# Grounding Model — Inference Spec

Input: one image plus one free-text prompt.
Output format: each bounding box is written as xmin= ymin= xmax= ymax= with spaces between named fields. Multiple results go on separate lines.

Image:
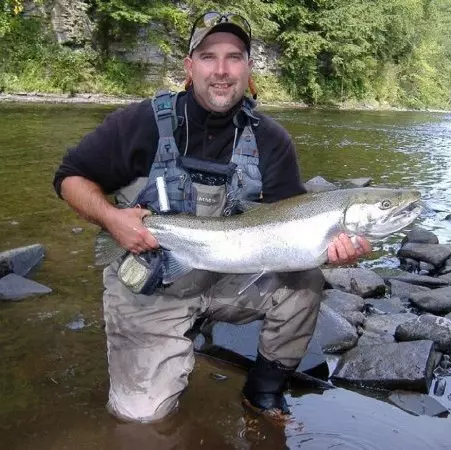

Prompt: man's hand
xmin=104 ymin=207 xmax=159 ymax=254
xmin=327 ymin=233 xmax=371 ymax=265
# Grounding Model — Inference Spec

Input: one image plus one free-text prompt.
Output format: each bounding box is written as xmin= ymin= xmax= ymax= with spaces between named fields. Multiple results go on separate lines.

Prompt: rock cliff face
xmin=23 ymin=0 xmax=281 ymax=85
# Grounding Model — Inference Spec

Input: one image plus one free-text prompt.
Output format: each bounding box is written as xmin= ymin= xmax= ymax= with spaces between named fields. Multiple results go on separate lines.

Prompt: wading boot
xmin=242 ymin=352 xmax=296 ymax=422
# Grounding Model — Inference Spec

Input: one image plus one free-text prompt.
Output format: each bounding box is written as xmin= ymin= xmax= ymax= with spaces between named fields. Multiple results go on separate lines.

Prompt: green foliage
xmin=0 ymin=0 xmax=450 ymax=108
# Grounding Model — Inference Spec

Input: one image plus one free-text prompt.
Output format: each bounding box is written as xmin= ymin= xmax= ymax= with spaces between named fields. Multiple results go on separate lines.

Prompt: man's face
xmin=184 ymin=32 xmax=253 ymax=113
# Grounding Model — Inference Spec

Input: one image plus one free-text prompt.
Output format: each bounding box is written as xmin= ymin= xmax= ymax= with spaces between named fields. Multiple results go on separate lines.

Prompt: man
xmin=53 ymin=12 xmax=371 ymax=423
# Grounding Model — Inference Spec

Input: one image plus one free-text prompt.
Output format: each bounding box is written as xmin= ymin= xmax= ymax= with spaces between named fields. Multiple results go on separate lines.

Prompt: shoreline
xmin=1 ymin=91 xmax=450 ymax=113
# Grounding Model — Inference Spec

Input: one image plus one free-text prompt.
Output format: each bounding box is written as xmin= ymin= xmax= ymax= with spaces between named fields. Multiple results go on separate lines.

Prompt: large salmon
xmin=95 ymin=187 xmax=421 ymax=280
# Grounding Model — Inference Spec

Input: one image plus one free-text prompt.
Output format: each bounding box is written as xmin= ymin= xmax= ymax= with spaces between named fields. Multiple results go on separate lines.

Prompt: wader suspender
xmin=139 ymin=90 xmax=195 ymax=214
xmin=229 ymin=100 xmax=262 ymax=202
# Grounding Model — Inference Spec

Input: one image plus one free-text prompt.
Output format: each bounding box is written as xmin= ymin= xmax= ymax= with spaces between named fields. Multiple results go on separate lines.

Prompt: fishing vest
xmin=116 ymin=89 xmax=263 ymax=218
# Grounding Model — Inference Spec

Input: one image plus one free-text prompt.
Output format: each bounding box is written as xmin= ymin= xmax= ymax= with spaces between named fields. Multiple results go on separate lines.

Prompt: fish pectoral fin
xmin=162 ymin=251 xmax=193 ymax=284
xmin=94 ymin=230 xmax=128 ymax=266
xmin=237 ymin=271 xmax=268 ymax=296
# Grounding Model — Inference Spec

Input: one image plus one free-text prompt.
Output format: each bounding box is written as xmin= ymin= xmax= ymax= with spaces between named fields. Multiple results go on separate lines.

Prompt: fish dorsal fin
xmin=162 ymin=250 xmax=192 ymax=284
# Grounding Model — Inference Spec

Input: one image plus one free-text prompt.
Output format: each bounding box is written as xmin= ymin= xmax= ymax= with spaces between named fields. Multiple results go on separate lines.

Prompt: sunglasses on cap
xmin=188 ymin=12 xmax=252 ymax=55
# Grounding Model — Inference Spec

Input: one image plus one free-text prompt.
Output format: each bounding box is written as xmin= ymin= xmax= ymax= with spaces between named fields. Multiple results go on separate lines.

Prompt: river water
xmin=0 ymin=103 xmax=450 ymax=449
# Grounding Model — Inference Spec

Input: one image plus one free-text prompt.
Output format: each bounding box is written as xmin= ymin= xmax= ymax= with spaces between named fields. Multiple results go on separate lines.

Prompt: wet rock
xmin=304 ymin=176 xmax=337 ymax=193
xmin=340 ymin=311 xmax=366 ymax=328
xmin=0 ymin=260 xmax=12 ymax=278
xmin=401 ymin=228 xmax=439 ymax=246
xmin=0 ymin=244 xmax=45 ymax=277
xmin=399 ymin=257 xmax=421 ymax=273
xmin=387 ymin=279 xmax=430 ymax=301
xmin=322 ymin=268 xmax=386 ymax=298
xmin=388 ymin=391 xmax=448 ymax=417
xmin=364 ymin=297 xmax=406 ymax=314
xmin=332 ymin=340 xmax=436 ymax=392
xmin=204 ymin=320 xmax=328 ymax=376
xmin=438 ymin=272 xmax=451 ymax=284
xmin=409 ymin=286 xmax=451 ymax=314
xmin=322 ymin=289 xmax=365 ymax=314
xmin=397 ymin=243 xmax=451 ymax=268
xmin=433 ymin=378 xmax=447 ymax=396
xmin=313 ymin=303 xmax=359 ymax=353
xmin=0 ymin=273 xmax=52 ymax=300
xmin=385 ymin=272 xmax=449 ymax=288
xmin=395 ymin=314 xmax=451 ymax=352
xmin=66 ymin=313 xmax=85 ymax=330
xmin=358 ymin=313 xmax=417 ymax=346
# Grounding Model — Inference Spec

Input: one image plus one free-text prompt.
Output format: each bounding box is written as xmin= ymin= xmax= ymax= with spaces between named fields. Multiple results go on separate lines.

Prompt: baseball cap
xmin=188 ymin=12 xmax=252 ymax=56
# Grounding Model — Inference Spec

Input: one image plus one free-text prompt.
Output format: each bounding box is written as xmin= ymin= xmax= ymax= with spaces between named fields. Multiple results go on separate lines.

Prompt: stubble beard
xmin=207 ymin=83 xmax=239 ymax=111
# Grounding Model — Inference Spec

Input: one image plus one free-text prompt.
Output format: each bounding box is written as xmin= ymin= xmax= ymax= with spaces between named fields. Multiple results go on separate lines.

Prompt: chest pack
xmin=131 ymin=90 xmax=263 ymax=217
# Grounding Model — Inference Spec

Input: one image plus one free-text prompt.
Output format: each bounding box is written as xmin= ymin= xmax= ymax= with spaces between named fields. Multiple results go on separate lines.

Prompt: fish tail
xmin=94 ymin=230 xmax=128 ymax=266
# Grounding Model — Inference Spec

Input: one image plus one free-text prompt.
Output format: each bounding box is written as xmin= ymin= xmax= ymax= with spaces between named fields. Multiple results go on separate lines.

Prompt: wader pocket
xmin=117 ymin=252 xmax=164 ymax=295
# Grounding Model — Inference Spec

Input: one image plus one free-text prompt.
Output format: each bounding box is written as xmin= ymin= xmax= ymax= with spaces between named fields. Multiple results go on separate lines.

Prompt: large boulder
xmin=332 ymin=340 xmax=437 ymax=392
xmin=312 ymin=303 xmax=359 ymax=353
xmin=395 ymin=314 xmax=451 ymax=353
xmin=0 ymin=244 xmax=45 ymax=277
xmin=409 ymin=286 xmax=451 ymax=314
xmin=0 ymin=274 xmax=52 ymax=301
xmin=322 ymin=268 xmax=386 ymax=298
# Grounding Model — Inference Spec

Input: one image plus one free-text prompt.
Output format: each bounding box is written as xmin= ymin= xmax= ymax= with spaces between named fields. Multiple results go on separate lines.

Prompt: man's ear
xmin=183 ymin=56 xmax=193 ymax=78
xmin=248 ymin=57 xmax=254 ymax=70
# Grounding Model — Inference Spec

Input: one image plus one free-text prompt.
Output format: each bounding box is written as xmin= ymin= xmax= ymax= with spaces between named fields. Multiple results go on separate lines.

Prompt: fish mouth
xmin=369 ymin=200 xmax=423 ymax=238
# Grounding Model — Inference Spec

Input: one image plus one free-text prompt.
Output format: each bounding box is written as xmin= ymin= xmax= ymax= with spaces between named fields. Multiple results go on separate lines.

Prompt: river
xmin=1 ymin=102 xmax=450 ymax=449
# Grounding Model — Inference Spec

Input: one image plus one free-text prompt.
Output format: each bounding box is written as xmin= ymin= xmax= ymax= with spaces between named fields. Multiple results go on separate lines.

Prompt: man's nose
xmin=214 ymin=58 xmax=228 ymax=76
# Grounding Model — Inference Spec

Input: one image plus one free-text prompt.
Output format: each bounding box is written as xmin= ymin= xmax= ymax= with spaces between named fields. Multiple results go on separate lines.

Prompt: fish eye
xmin=379 ymin=200 xmax=392 ymax=210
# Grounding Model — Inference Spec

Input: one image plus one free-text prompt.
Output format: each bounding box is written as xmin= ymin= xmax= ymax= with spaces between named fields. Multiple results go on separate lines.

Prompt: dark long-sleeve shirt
xmin=53 ymin=89 xmax=306 ymax=203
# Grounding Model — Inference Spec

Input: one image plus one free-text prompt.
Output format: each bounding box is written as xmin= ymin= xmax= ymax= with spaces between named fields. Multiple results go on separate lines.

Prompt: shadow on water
xmin=1 ymin=103 xmax=451 ymax=449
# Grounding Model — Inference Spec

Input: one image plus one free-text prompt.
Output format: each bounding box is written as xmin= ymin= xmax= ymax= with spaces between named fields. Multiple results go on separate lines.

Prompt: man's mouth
xmin=210 ymin=83 xmax=232 ymax=89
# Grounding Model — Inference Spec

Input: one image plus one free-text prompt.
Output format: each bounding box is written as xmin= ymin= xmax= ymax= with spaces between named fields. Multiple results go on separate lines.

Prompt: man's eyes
xmin=199 ymin=54 xmax=244 ymax=61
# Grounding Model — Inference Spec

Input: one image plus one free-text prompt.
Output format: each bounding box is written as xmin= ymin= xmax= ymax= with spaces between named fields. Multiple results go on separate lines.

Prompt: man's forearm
xmin=60 ymin=176 xmax=117 ymax=229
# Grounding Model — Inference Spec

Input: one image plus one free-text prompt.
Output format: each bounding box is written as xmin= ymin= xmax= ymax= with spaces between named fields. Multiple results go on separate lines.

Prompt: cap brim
xmin=189 ymin=22 xmax=251 ymax=55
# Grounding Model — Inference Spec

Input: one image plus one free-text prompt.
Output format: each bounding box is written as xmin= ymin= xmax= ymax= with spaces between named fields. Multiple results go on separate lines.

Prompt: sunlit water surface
xmin=1 ymin=103 xmax=450 ymax=449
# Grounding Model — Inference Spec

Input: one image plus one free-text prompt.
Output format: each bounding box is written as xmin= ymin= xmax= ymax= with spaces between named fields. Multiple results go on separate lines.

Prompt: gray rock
xmin=322 ymin=268 xmax=386 ymax=298
xmin=395 ymin=314 xmax=451 ymax=352
xmin=387 ymin=279 xmax=430 ymax=301
xmin=304 ymin=176 xmax=337 ymax=193
xmin=364 ymin=297 xmax=406 ymax=314
xmin=385 ymin=272 xmax=449 ymax=288
xmin=332 ymin=340 xmax=436 ymax=392
xmin=340 ymin=311 xmax=366 ymax=328
xmin=0 ymin=274 xmax=52 ymax=300
xmin=397 ymin=243 xmax=451 ymax=268
xmin=357 ymin=330 xmax=396 ymax=346
xmin=409 ymin=286 xmax=451 ymax=314
xmin=401 ymin=228 xmax=440 ymax=245
xmin=438 ymin=272 xmax=451 ymax=284
xmin=0 ymin=244 xmax=45 ymax=277
xmin=446 ymin=312 xmax=451 ymax=321
xmin=360 ymin=313 xmax=417 ymax=343
xmin=322 ymin=289 xmax=365 ymax=313
xmin=313 ymin=303 xmax=359 ymax=354
xmin=388 ymin=391 xmax=449 ymax=417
